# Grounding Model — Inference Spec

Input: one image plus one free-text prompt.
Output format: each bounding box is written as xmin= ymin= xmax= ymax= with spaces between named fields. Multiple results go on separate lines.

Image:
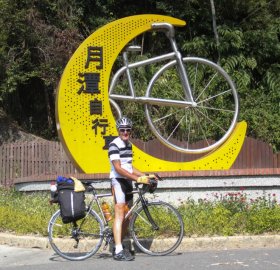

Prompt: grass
xmin=1 ymin=187 xmax=280 ymax=237
xmin=0 ymin=187 xmax=57 ymax=236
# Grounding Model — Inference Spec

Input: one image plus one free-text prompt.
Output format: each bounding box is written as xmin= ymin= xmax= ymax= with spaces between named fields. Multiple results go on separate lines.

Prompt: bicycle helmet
xmin=116 ymin=117 xmax=133 ymax=129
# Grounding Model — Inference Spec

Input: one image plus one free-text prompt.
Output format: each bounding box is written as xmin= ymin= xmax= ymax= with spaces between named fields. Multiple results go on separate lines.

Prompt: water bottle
xmin=124 ymin=204 xmax=129 ymax=215
xmin=50 ymin=181 xmax=57 ymax=204
xmin=101 ymin=202 xmax=112 ymax=221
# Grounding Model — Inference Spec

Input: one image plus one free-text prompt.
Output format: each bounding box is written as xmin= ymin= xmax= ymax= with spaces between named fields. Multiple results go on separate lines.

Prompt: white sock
xmin=115 ymin=244 xmax=123 ymax=254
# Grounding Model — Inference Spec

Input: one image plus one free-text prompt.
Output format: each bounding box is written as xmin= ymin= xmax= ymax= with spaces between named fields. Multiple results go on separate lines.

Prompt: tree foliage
xmin=0 ymin=0 xmax=279 ymax=151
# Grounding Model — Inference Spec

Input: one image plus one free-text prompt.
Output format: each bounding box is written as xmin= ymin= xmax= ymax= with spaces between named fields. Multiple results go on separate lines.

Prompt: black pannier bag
xmin=56 ymin=176 xmax=86 ymax=224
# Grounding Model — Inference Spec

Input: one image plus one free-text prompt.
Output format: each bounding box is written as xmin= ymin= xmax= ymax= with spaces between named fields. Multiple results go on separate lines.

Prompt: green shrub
xmin=178 ymin=192 xmax=280 ymax=237
xmin=0 ymin=187 xmax=58 ymax=236
xmin=1 ymin=187 xmax=280 ymax=237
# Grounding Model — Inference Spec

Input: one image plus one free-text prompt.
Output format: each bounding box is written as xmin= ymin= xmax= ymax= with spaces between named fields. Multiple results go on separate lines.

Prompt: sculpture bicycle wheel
xmin=145 ymin=57 xmax=239 ymax=154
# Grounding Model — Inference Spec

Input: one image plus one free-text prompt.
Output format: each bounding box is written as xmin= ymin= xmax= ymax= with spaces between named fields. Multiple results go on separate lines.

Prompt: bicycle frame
xmin=79 ymin=183 xmax=159 ymax=249
xmin=109 ymin=23 xmax=196 ymax=118
xmin=86 ymin=183 xmax=156 ymax=228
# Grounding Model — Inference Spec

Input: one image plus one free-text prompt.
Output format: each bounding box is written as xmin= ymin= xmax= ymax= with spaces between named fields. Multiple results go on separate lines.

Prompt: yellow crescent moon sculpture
xmin=56 ymin=14 xmax=247 ymax=173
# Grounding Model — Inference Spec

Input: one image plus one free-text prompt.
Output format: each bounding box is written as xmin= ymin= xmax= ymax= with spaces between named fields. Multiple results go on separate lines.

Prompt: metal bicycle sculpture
xmin=109 ymin=23 xmax=239 ymax=154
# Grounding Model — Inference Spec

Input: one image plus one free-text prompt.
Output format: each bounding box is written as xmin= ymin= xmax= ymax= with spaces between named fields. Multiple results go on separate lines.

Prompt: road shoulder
xmin=1 ymin=233 xmax=280 ymax=252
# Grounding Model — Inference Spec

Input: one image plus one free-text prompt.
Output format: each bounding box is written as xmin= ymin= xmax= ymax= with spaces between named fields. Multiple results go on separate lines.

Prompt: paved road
xmin=1 ymin=245 xmax=280 ymax=270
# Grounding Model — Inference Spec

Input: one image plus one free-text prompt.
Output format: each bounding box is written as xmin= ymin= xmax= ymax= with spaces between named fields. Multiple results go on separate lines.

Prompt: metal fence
xmin=0 ymin=137 xmax=280 ymax=186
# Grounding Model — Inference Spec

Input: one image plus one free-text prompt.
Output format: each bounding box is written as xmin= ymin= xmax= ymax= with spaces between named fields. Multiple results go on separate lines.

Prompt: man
xmin=108 ymin=117 xmax=154 ymax=261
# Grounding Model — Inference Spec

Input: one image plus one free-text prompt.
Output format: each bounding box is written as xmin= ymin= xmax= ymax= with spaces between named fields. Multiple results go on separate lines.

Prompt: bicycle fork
xmin=139 ymin=196 xmax=159 ymax=230
xmin=151 ymin=22 xmax=195 ymax=104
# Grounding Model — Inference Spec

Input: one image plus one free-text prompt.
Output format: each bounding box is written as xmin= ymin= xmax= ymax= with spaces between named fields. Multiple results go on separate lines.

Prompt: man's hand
xmin=136 ymin=176 xmax=150 ymax=184
xmin=147 ymin=174 xmax=160 ymax=180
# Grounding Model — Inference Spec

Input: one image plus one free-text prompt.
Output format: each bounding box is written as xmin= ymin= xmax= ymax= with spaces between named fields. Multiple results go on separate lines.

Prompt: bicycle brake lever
xmin=154 ymin=173 xmax=162 ymax=181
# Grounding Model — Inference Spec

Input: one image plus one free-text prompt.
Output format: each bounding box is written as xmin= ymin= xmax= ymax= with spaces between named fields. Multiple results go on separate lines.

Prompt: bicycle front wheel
xmin=130 ymin=201 xmax=184 ymax=256
xmin=48 ymin=209 xmax=104 ymax=261
xmin=145 ymin=57 xmax=239 ymax=154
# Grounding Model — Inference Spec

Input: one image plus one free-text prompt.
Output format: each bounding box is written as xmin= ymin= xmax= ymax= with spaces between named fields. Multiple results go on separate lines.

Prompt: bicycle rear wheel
xmin=48 ymin=209 xmax=104 ymax=261
xmin=145 ymin=57 xmax=239 ymax=154
xmin=130 ymin=201 xmax=184 ymax=256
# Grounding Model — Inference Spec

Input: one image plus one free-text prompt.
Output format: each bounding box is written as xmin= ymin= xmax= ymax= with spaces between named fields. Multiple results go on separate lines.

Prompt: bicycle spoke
xmin=196 ymin=89 xmax=233 ymax=105
xmin=196 ymin=105 xmax=235 ymax=113
xmin=195 ymin=72 xmax=218 ymax=102
xmin=52 ymin=222 xmax=63 ymax=228
xmin=192 ymin=62 xmax=199 ymax=95
xmin=194 ymin=107 xmax=226 ymax=132
xmin=158 ymin=77 xmax=185 ymax=101
xmin=186 ymin=112 xmax=191 ymax=150
xmin=152 ymin=109 xmax=180 ymax=123
xmin=135 ymin=211 xmax=152 ymax=226
xmin=173 ymin=89 xmax=185 ymax=101
xmin=167 ymin=115 xmax=185 ymax=141
xmin=184 ymin=109 xmax=210 ymax=147
xmin=193 ymin=110 xmax=211 ymax=146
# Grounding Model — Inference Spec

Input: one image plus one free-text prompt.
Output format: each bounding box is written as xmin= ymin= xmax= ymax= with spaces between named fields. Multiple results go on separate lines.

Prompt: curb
xmin=0 ymin=233 xmax=50 ymax=249
xmin=1 ymin=233 xmax=280 ymax=252
xmin=177 ymin=235 xmax=280 ymax=252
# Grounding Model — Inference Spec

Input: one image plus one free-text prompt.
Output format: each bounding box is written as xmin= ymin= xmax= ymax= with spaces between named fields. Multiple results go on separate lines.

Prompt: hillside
xmin=0 ymin=109 xmax=40 ymax=145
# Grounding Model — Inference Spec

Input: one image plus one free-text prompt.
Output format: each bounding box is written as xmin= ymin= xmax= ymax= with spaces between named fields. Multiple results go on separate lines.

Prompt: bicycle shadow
xmin=48 ymin=239 xmax=182 ymax=262
xmin=49 ymin=253 xmax=70 ymax=262
xmin=97 ymin=239 xmax=183 ymax=260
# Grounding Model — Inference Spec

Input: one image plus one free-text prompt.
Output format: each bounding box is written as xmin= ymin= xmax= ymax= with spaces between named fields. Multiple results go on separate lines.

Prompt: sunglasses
xmin=119 ymin=128 xmax=132 ymax=133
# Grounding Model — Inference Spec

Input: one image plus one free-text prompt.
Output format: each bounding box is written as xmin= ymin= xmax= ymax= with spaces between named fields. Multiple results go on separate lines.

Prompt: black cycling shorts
xmin=111 ymin=178 xmax=133 ymax=203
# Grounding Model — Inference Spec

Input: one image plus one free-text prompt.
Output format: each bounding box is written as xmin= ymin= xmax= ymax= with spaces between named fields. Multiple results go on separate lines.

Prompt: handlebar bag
xmin=56 ymin=176 xmax=86 ymax=224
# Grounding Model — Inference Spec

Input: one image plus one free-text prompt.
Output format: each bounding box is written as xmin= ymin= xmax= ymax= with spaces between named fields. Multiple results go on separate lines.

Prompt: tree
xmin=209 ymin=0 xmax=220 ymax=62
xmin=0 ymin=0 xmax=83 ymax=138
xmin=0 ymin=0 xmax=279 ymax=151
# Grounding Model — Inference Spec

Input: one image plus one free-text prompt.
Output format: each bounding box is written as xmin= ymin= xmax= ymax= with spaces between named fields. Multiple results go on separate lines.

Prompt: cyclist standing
xmin=108 ymin=117 xmax=154 ymax=261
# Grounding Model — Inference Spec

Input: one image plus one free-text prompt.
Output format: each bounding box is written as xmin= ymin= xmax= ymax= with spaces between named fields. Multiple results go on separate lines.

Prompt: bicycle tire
xmin=48 ymin=209 xmax=104 ymax=261
xmin=129 ymin=201 xmax=184 ymax=256
xmin=145 ymin=57 xmax=239 ymax=154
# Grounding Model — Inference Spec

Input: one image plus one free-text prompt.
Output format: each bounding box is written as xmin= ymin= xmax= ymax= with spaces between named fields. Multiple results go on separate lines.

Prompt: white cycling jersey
xmin=108 ymin=137 xmax=133 ymax=179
